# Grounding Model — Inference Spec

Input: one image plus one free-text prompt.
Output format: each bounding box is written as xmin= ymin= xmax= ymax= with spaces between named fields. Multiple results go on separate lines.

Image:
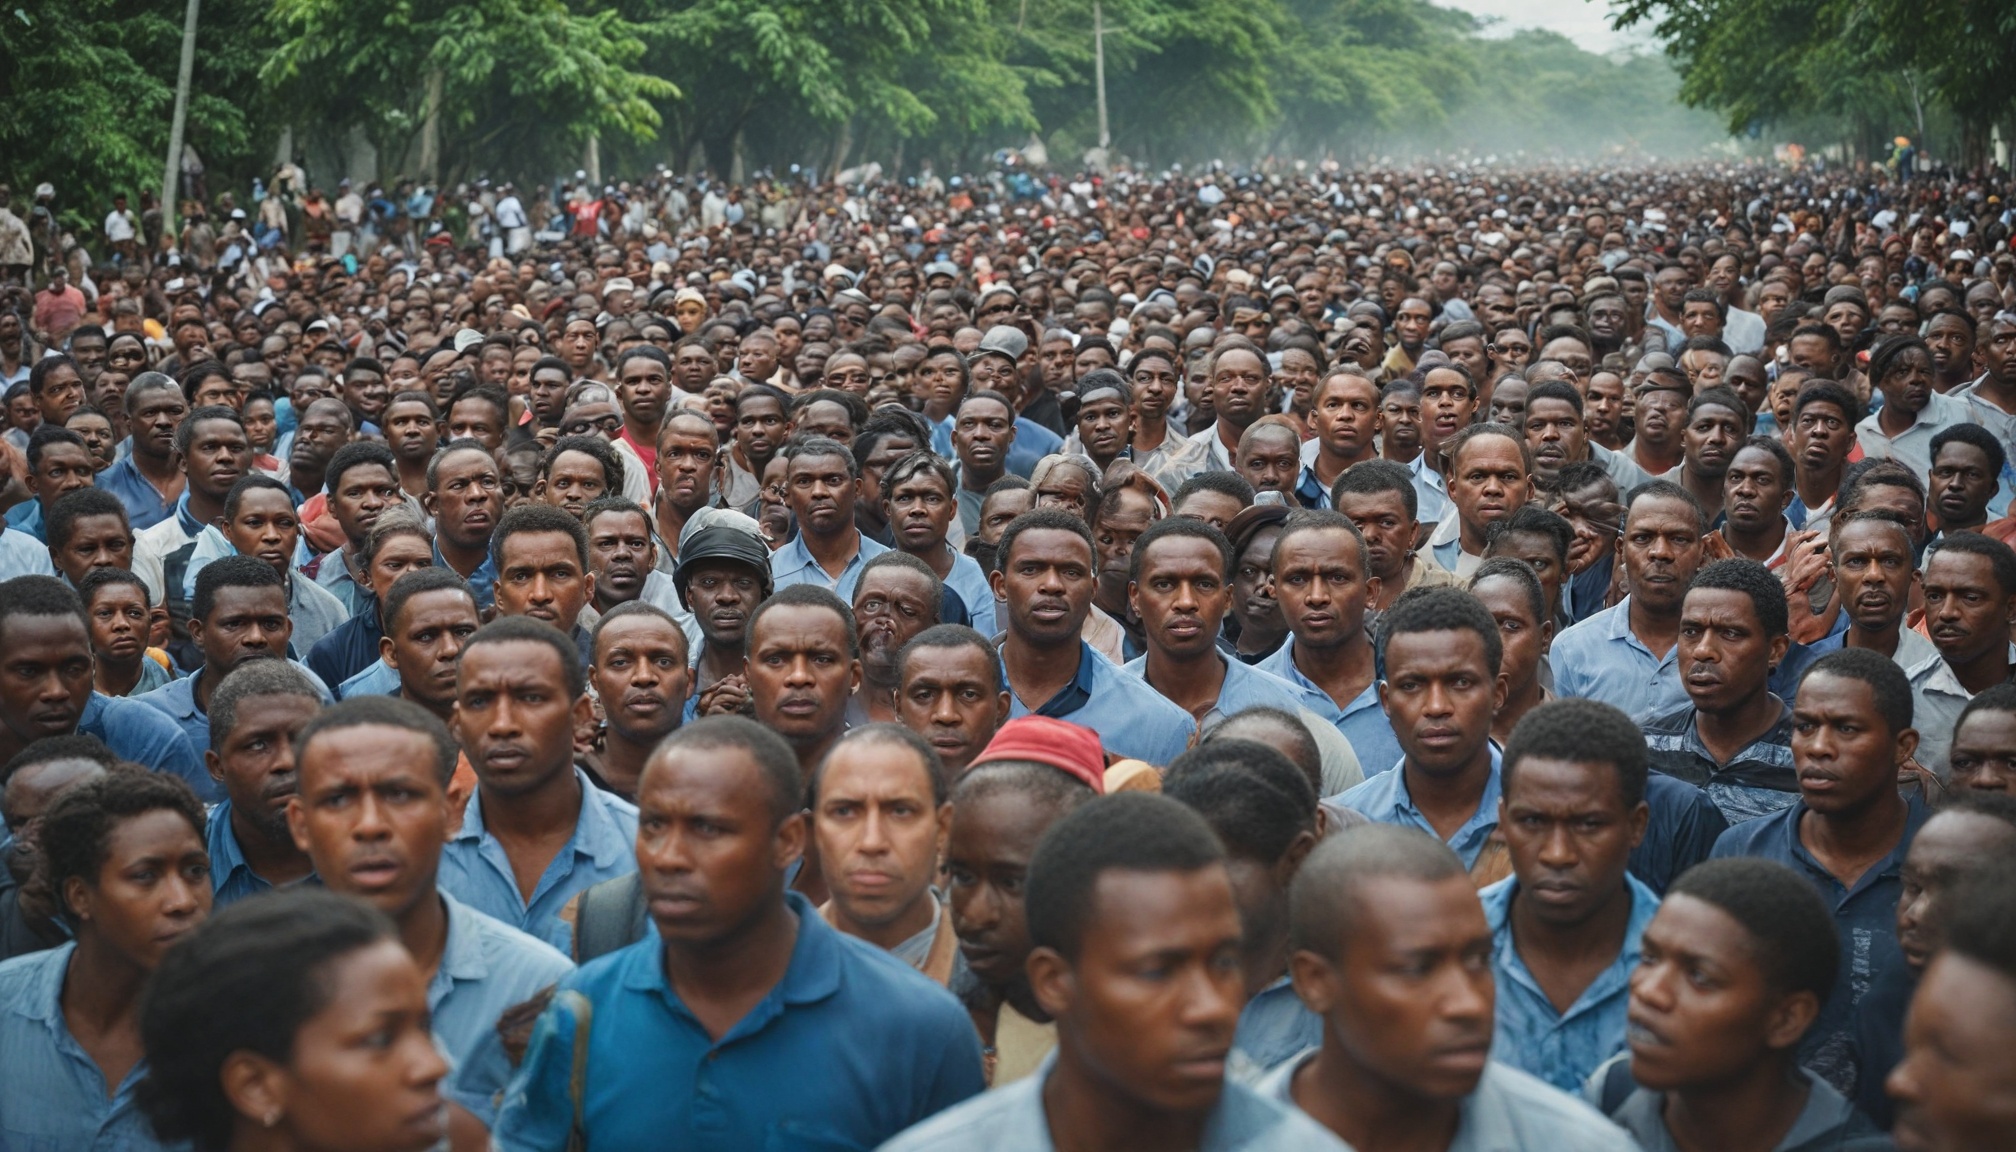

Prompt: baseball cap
xmin=974 ymin=325 xmax=1029 ymax=364
xmin=971 ymin=717 xmax=1106 ymax=793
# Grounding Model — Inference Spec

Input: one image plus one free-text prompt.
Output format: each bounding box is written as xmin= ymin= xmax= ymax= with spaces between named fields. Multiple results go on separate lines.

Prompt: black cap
xmin=673 ymin=525 xmax=773 ymax=611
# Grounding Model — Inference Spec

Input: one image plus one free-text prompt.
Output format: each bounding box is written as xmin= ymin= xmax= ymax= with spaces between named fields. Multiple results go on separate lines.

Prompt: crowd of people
xmin=1 ymin=155 xmax=2015 ymax=1152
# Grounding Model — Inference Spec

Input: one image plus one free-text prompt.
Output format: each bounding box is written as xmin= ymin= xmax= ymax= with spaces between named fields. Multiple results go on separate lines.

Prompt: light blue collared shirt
xmin=769 ymin=529 xmax=889 ymax=604
xmin=1005 ymin=642 xmax=1197 ymax=765
xmin=1255 ymin=1054 xmax=1637 ymax=1152
xmin=1481 ymin=873 xmax=1661 ymax=1091
xmin=95 ymin=454 xmax=174 ymax=531
xmin=1549 ymin=597 xmax=1688 ymax=725
xmin=5 ymin=499 xmax=44 ymax=541
xmin=206 ymin=799 xmax=315 ymax=909
xmin=433 ymin=892 xmax=575 ymax=1124
xmin=884 ymin=1051 xmax=1348 ymax=1152
xmin=436 ymin=543 xmax=498 ymax=612
xmin=0 ymin=943 xmax=175 ymax=1152
xmin=1339 ymin=746 xmax=1504 ymax=868
xmin=940 ymin=547 xmax=996 ymax=640
xmin=337 ymin=658 xmax=402 ymax=699
xmin=1233 ymin=975 xmax=1321 ymax=1072
xmin=0 ymin=525 xmax=55 ymax=580
xmin=1122 ymin=652 xmax=1332 ymax=730
xmin=1408 ymin=451 xmax=1455 ymax=527
xmin=1253 ymin=642 xmax=1404 ymax=774
xmin=76 ymin=692 xmax=207 ymax=800
xmin=132 ymin=661 xmax=332 ymax=797
xmin=439 ymin=768 xmax=640 ymax=954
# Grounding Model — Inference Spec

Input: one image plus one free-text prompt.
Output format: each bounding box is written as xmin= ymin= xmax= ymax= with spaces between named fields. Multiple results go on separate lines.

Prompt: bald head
xmin=1289 ymin=824 xmax=1469 ymax=958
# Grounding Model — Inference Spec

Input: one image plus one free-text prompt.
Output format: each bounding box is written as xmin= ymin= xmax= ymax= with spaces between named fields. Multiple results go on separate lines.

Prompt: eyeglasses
xmin=563 ymin=414 xmax=623 ymax=436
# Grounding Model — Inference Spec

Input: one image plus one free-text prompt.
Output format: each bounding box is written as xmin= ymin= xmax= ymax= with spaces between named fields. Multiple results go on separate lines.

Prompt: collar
xmin=433 ymin=892 xmax=493 ymax=1000
xmin=777 ymin=527 xmax=863 ymax=576
xmin=620 ymin=890 xmax=844 ymax=1022
xmin=1680 ymin=699 xmax=1794 ymax=767
xmin=206 ymin=799 xmax=252 ymax=878
xmin=1780 ymin=793 xmax=1931 ymax=897
xmin=173 ymin=490 xmax=203 ymax=536
xmin=452 ymin=766 xmax=631 ymax=869
xmin=1015 ymin=641 xmax=1098 ymax=718
xmin=7 ymin=941 xmax=74 ymax=1024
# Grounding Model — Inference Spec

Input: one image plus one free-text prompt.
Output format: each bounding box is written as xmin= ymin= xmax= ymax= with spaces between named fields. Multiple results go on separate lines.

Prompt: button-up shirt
xmin=1855 ymin=388 xmax=1970 ymax=487
xmin=305 ymin=602 xmax=385 ymax=691
xmin=76 ymin=692 xmax=206 ymax=800
xmin=5 ymin=499 xmax=45 ymax=541
xmin=0 ymin=943 xmax=171 ymax=1152
xmin=888 ymin=1052 xmax=1346 ymax=1152
xmin=1254 ymin=642 xmax=1404 ymax=774
xmin=0 ymin=526 xmax=55 ymax=581
xmin=1407 ymin=450 xmax=1456 ymax=527
xmin=311 ymin=543 xmax=369 ymax=615
xmin=1258 ymin=1054 xmax=1638 ymax=1152
xmin=94 ymin=454 xmax=175 ymax=532
xmin=1643 ymin=700 xmax=1800 ymax=825
xmin=337 ymin=658 xmax=401 ymax=699
xmin=433 ymin=892 xmax=576 ymax=1124
xmin=496 ymin=891 xmax=984 ymax=1152
xmin=1481 ymin=873 xmax=1660 ymax=1091
xmin=1338 ymin=747 xmax=1505 ymax=869
xmin=1551 ymin=598 xmax=1688 ymax=724
xmin=1122 ymin=652 xmax=1332 ymax=730
xmin=1233 ymin=975 xmax=1320 ymax=1072
xmin=939 ymin=547 xmax=996 ymax=640
xmin=1005 ymin=642 xmax=1196 ymax=766
xmin=207 ymin=798 xmax=315 ymax=908
xmin=439 ymin=767 xmax=639 ymax=953
xmin=1906 ymin=650 xmax=1992 ymax=777
xmin=931 ymin=413 xmax=1064 ymax=482
xmin=1711 ymin=793 xmax=1930 ymax=1096
xmin=435 ymin=542 xmax=498 ymax=612
xmin=1631 ymin=772 xmax=1728 ymax=895
xmin=132 ymin=661 xmax=333 ymax=795
xmin=769 ymin=529 xmax=888 ymax=603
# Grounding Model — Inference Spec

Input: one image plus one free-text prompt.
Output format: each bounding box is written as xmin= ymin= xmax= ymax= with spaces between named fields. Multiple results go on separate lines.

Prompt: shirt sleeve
xmin=493 ymin=991 xmax=586 ymax=1152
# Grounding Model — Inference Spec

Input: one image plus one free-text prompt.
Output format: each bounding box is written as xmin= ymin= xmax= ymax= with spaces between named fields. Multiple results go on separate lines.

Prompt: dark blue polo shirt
xmin=306 ymin=603 xmax=384 ymax=691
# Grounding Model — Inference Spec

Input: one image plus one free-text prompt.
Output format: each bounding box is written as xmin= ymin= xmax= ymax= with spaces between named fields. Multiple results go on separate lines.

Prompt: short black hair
xmin=1204 ymin=707 xmax=1324 ymax=800
xmin=323 ymin=440 xmax=398 ymax=496
xmin=1469 ymin=556 xmax=1546 ymax=625
xmin=811 ymin=722 xmax=949 ymax=808
xmin=46 ymin=488 xmax=129 ymax=552
xmin=783 ymin=434 xmax=861 ymax=479
xmin=221 ymin=474 xmax=293 ymax=522
xmin=381 ymin=566 xmax=476 ymax=635
xmin=461 ymin=615 xmax=585 ymax=700
xmin=653 ymin=715 xmax=805 ymax=824
xmin=0 ymin=575 xmax=89 ymax=646
xmin=1274 ymin=508 xmax=1370 ymax=573
xmin=1625 ymin=477 xmax=1708 ymax=536
xmin=1930 ymin=422 xmax=2009 ymax=478
xmin=590 ymin=600 xmax=687 ymax=662
xmin=425 ymin=438 xmax=496 ymax=492
xmin=1330 ymin=459 xmax=1418 ymax=522
xmin=43 ymin=767 xmax=206 ymax=919
xmin=297 ymin=695 xmax=460 ymax=787
xmin=26 ymin=423 xmax=86 ymax=471
xmin=897 ymin=624 xmax=1001 ymax=695
xmin=1926 ymin=531 xmax=2016 ymax=597
xmin=748 ymin=582 xmax=860 ymax=660
xmin=174 ymin=405 xmax=245 ymax=458
xmin=580 ymin=495 xmax=652 ymax=537
xmin=1840 ymin=459 xmax=1926 ymax=517
xmin=1289 ymin=824 xmax=1468 ymax=957
xmin=1026 ymin=793 xmax=1227 ymax=961
xmin=996 ymin=506 xmax=1096 ymax=572
xmin=1484 ymin=504 xmax=1571 ymax=565
xmin=541 ymin=434 xmax=624 ymax=494
xmin=1502 ymin=698 xmax=1647 ymax=808
xmin=1733 ymin=434 xmax=1795 ymax=485
xmin=139 ymin=890 xmax=398 ymax=1152
xmin=1667 ymin=857 xmax=1839 ymax=1003
xmin=191 ymin=555 xmax=283 ymax=625
xmin=0 ymin=733 xmax=117 ymax=792
xmin=880 ymin=448 xmax=957 ymax=506
xmin=1172 ymin=470 xmax=1256 ymax=509
xmin=1793 ymin=379 xmax=1860 ymax=427
xmin=1375 ymin=585 xmax=1501 ymax=677
xmin=1129 ymin=515 xmax=1234 ymax=586
xmin=491 ymin=501 xmax=591 ymax=572
xmin=1799 ymin=647 xmax=1914 ymax=737
xmin=1164 ymin=740 xmax=1316 ymax=863
xmin=857 ymin=551 xmax=944 ymax=623
xmin=1957 ymin=680 xmax=2016 ymax=737
xmin=208 ymin=660 xmax=323 ymax=750
xmin=77 ymin=566 xmax=150 ymax=610
xmin=1687 ymin=385 xmax=1749 ymax=427
xmin=1525 ymin=379 xmax=1583 ymax=415
xmin=1688 ymin=557 xmax=1788 ymax=638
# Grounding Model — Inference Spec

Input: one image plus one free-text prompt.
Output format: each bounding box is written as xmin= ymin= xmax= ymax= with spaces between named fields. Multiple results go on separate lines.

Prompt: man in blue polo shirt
xmin=1481 ymin=699 xmax=1661 ymax=1092
xmin=1553 ymin=480 xmax=1705 ymax=723
xmin=203 ymin=660 xmax=321 ymax=907
xmin=1338 ymin=587 xmax=1505 ymax=877
xmin=770 ymin=435 xmax=888 ymax=602
xmin=1256 ymin=510 xmax=1403 ymax=772
xmin=993 ymin=508 xmax=1194 ymax=765
xmin=1123 ymin=517 xmax=1329 ymax=726
xmin=93 ymin=372 xmax=187 ymax=532
xmin=496 ymin=716 xmax=984 ymax=1151
xmin=1711 ymin=647 xmax=1929 ymax=1097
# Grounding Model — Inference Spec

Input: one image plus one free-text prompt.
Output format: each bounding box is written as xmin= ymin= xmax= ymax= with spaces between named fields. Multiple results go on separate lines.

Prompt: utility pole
xmin=161 ymin=0 xmax=201 ymax=241
xmin=1094 ymin=0 xmax=1110 ymax=150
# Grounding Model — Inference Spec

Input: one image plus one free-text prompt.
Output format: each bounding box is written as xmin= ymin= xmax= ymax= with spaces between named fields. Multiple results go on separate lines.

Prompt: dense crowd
xmin=1 ymin=156 xmax=2015 ymax=1152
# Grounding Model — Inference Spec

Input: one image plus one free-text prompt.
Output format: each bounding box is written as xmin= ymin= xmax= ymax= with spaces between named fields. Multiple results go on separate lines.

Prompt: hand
xmin=1778 ymin=530 xmax=1829 ymax=597
xmin=698 ymin=673 xmax=751 ymax=717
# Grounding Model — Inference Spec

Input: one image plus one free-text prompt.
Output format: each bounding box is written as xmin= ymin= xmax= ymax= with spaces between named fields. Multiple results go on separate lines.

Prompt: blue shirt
xmin=1631 ymin=772 xmax=1729 ymax=895
xmin=885 ymin=1052 xmax=1346 ymax=1152
xmin=6 ymin=499 xmax=45 ymax=541
xmin=1123 ymin=652 xmax=1331 ymax=730
xmin=931 ymin=413 xmax=1063 ymax=481
xmin=76 ymin=692 xmax=206 ymax=799
xmin=1004 ymin=642 xmax=1196 ymax=765
xmin=1234 ymin=975 xmax=1320 ymax=1072
xmin=495 ymin=891 xmax=985 ymax=1152
xmin=770 ymin=530 xmax=889 ymax=603
xmin=0 ymin=525 xmax=55 ymax=580
xmin=95 ymin=455 xmax=174 ymax=531
xmin=439 ymin=768 xmax=640 ymax=954
xmin=436 ymin=543 xmax=498 ymax=612
xmin=940 ymin=548 xmax=997 ymax=640
xmin=1643 ymin=701 xmax=1800 ymax=825
xmin=0 ymin=943 xmax=172 ymax=1152
xmin=305 ymin=604 xmax=384 ymax=691
xmin=132 ymin=662 xmax=332 ymax=799
xmin=206 ymin=799 xmax=314 ymax=908
xmin=1551 ymin=598 xmax=1688 ymax=724
xmin=1408 ymin=451 xmax=1455 ymax=527
xmin=1339 ymin=747 xmax=1504 ymax=869
xmin=1710 ymin=793 xmax=1930 ymax=1097
xmin=433 ymin=892 xmax=576 ymax=1124
xmin=1254 ymin=642 xmax=1404 ymax=774
xmin=1481 ymin=873 xmax=1661 ymax=1091
xmin=1258 ymin=1056 xmax=1637 ymax=1152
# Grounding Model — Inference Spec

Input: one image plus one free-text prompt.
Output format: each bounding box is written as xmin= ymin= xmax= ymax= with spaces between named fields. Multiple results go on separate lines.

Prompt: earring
xmin=263 ymin=1111 xmax=280 ymax=1128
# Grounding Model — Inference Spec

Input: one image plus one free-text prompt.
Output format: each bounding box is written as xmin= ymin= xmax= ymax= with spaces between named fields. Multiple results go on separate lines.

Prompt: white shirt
xmin=103 ymin=210 xmax=135 ymax=243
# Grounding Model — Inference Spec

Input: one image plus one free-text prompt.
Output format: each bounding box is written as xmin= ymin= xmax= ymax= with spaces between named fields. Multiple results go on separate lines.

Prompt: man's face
xmin=897 ymin=644 xmax=1008 ymax=776
xmin=1786 ymin=335 xmax=1840 ymax=379
xmin=183 ymin=417 xmax=253 ymax=500
xmin=1677 ymin=585 xmax=1781 ymax=717
xmin=886 ymin=470 xmax=957 ymax=554
xmin=1449 ymin=435 xmax=1529 ymax=541
xmin=748 ymin=604 xmax=861 ymax=748
xmin=636 ymin=743 xmax=802 ymax=944
xmin=1877 ymin=349 xmax=1936 ymax=418
xmin=949 ymin=787 xmax=1058 ymax=995
xmin=1380 ymin=628 xmax=1501 ymax=776
xmin=1379 ymin=392 xmax=1422 ymax=458
xmin=590 ymin=612 xmax=688 ymax=745
xmin=993 ymin=528 xmax=1097 ymax=647
xmin=1980 ymin=320 xmax=2016 ymax=387
xmin=382 ymin=589 xmax=479 ymax=711
xmin=28 ymin=442 xmax=94 ymax=511
xmin=0 ymin=615 xmax=94 ymax=748
xmin=1923 ymin=550 xmax=2016 ymax=668
xmin=52 ymin=513 xmax=132 ymax=587
xmin=1925 ymin=314 xmax=1978 ymax=382
xmin=1485 ymin=531 xmax=1564 ymax=621
xmin=1950 ymin=708 xmax=2016 ymax=795
xmin=1654 ymin=267 xmax=1690 ymax=312
xmin=1273 ymin=527 xmax=1377 ymax=652
xmin=1309 ymin=375 xmax=1380 ymax=463
xmin=494 ymin=530 xmax=593 ymax=633
xmin=34 ymin=362 xmax=84 ymax=424
xmin=1209 ymin=349 xmax=1269 ymax=428
xmin=1621 ymin=496 xmax=1703 ymax=613
xmin=453 ymin=639 xmax=584 ymax=798
xmin=342 ymin=369 xmax=390 ymax=422
xmin=786 ymin=451 xmax=857 ymax=541
xmin=1500 ymin=756 xmax=1645 ymax=928
xmin=1131 ymin=535 xmax=1231 ymax=662
xmin=1791 ymin=671 xmax=1912 ymax=824
xmin=1680 ymin=301 xmax=1723 ymax=339
xmin=954 ymin=399 xmax=1015 ymax=479
xmin=1931 ymin=442 xmax=1999 ymax=528
xmin=191 ymin=584 xmax=291 ymax=679
xmin=685 ymin=560 xmax=762 ymax=648
xmin=815 ymin=741 xmax=947 ymax=932
xmin=1395 ymin=301 xmax=1432 ymax=349
xmin=1419 ymin=369 xmax=1475 ymax=455
xmin=289 ymin=403 xmax=352 ymax=476
xmin=329 ymin=463 xmax=402 ymax=549
xmin=538 ymin=449 xmax=610 ymax=519
xmin=734 ymin=397 xmax=786 ymax=464
xmin=1075 ymin=393 xmax=1133 ymax=463
xmin=1830 ymin=519 xmax=1914 ymax=637
xmin=1333 ymin=490 xmax=1414 ymax=584
xmin=1896 ymin=811 xmax=2016 ymax=973
xmin=1627 ymin=894 xmax=1796 ymax=1091
xmin=1633 ymin=387 xmax=1685 ymax=451
xmin=1292 ymin=874 xmax=1494 ymax=1103
xmin=1236 ymin=428 xmax=1301 ymax=501
xmin=290 ymin=724 xmax=448 ymax=920
xmin=585 ymin=510 xmax=655 ymax=608
xmin=1521 ymin=397 xmax=1585 ymax=486
xmin=424 ymin=449 xmax=499 ymax=550
xmin=1888 ymin=951 xmax=2016 ymax=1151
xmin=1791 ymin=400 xmax=1851 ymax=478
xmin=209 ymin=692 xmax=319 ymax=847
xmin=222 ymin=488 xmax=302 ymax=577
xmin=82 ymin=583 xmax=149 ymax=669
xmin=1720 ymin=445 xmax=1790 ymax=536
xmin=1586 ymin=298 xmax=1628 ymax=344
xmin=853 ymin=566 xmax=938 ymax=684
xmin=445 ymin=399 xmax=504 ymax=452
xmin=618 ymin=355 xmax=670 ymax=429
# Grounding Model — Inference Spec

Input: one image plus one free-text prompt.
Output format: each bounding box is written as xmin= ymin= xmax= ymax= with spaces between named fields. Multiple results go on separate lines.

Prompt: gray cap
xmin=975 ymin=325 xmax=1029 ymax=363
xmin=923 ymin=259 xmax=960 ymax=281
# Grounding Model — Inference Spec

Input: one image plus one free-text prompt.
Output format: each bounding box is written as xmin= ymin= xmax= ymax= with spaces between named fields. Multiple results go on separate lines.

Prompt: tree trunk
xmin=417 ymin=67 xmax=445 ymax=181
xmin=831 ymin=118 xmax=854 ymax=179
xmin=730 ymin=124 xmax=746 ymax=183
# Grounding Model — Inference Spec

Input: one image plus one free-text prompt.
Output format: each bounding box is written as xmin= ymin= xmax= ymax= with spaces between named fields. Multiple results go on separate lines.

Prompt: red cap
xmin=972 ymin=717 xmax=1105 ymax=794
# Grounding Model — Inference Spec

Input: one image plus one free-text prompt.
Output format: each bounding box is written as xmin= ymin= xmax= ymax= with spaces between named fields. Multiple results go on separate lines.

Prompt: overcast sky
xmin=1439 ymin=0 xmax=1659 ymax=54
